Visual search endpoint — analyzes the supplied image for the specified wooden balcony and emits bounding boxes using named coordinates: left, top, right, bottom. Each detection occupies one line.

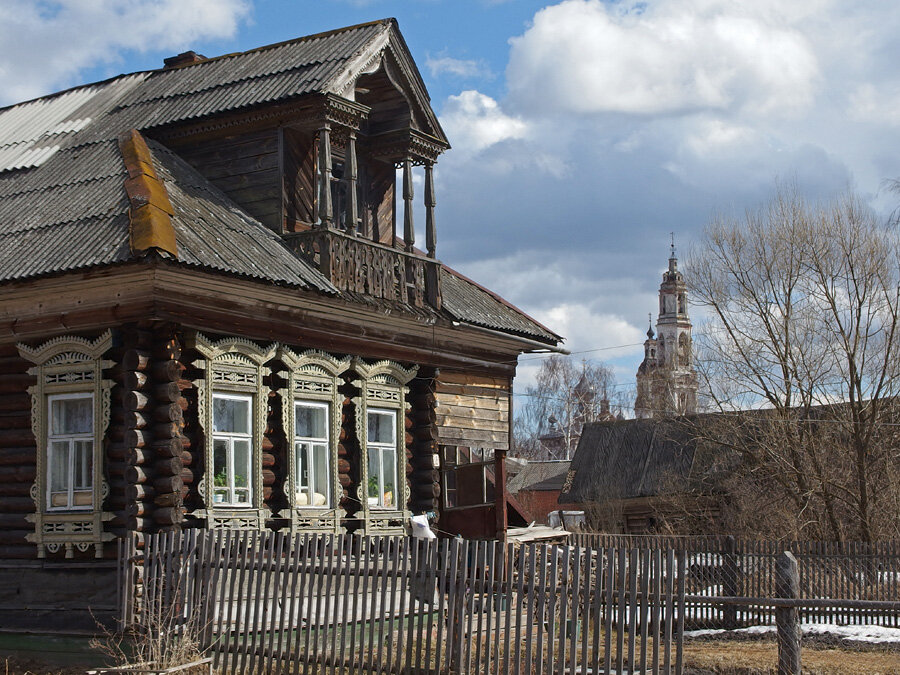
left=285, top=228, right=441, bottom=309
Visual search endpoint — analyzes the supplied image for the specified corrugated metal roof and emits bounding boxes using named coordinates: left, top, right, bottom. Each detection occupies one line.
left=0, top=74, right=147, bottom=173
left=149, top=140, right=336, bottom=292
left=441, top=268, right=560, bottom=343
left=0, top=19, right=557, bottom=347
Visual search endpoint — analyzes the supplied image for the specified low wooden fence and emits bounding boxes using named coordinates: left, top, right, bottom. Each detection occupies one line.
left=120, top=530, right=687, bottom=674
left=572, top=534, right=900, bottom=628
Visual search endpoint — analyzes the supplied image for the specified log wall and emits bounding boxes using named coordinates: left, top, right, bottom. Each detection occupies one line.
left=0, top=343, right=36, bottom=560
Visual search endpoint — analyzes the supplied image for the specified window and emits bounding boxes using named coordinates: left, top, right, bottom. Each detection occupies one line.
left=212, top=394, right=253, bottom=506
left=294, top=401, right=330, bottom=508
left=47, top=394, right=94, bottom=510
left=441, top=445, right=496, bottom=509
left=367, top=409, right=397, bottom=509
left=193, top=333, right=275, bottom=529
left=18, top=331, right=114, bottom=558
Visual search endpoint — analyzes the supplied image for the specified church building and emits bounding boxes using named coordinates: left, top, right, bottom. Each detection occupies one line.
left=634, top=246, right=698, bottom=418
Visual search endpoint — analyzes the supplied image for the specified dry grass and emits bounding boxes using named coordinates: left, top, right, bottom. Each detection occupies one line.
left=683, top=640, right=900, bottom=675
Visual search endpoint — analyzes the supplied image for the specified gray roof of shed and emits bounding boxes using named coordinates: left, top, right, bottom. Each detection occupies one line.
left=507, top=461, right=571, bottom=494
left=558, top=417, right=736, bottom=504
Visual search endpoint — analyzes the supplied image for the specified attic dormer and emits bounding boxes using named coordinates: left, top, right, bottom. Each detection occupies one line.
left=152, top=20, right=449, bottom=309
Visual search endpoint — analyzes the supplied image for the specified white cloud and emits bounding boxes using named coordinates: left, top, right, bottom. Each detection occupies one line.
left=0, top=0, right=251, bottom=104
left=849, top=84, right=900, bottom=127
left=439, top=90, right=529, bottom=155
left=506, top=0, right=819, bottom=117
left=426, top=55, right=490, bottom=79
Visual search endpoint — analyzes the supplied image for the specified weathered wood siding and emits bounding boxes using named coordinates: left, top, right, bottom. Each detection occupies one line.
left=0, top=343, right=36, bottom=560
left=173, top=128, right=282, bottom=231
left=282, top=127, right=316, bottom=231
left=435, top=371, right=510, bottom=451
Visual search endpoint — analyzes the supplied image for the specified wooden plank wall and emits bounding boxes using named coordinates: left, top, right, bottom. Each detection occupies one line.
left=435, top=370, right=510, bottom=452
left=172, top=128, right=282, bottom=231
left=281, top=127, right=316, bottom=231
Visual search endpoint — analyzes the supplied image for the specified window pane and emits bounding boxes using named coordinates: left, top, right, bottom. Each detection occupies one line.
left=51, top=397, right=92, bottom=435
left=233, top=488, right=250, bottom=505
left=312, top=444, right=329, bottom=506
left=296, top=403, right=327, bottom=439
left=213, top=439, right=228, bottom=488
left=368, top=450, right=380, bottom=501
left=233, top=440, right=250, bottom=488
left=49, top=441, right=69, bottom=495
left=368, top=411, right=395, bottom=444
left=213, top=396, right=250, bottom=434
left=382, top=449, right=396, bottom=508
left=73, top=440, right=92, bottom=490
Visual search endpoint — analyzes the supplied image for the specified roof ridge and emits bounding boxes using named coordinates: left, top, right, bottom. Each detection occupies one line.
left=147, top=18, right=395, bottom=74
left=0, top=19, right=395, bottom=113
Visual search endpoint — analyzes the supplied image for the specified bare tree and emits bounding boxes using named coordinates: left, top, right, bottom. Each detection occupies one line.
left=687, top=186, right=900, bottom=542
left=514, top=356, right=616, bottom=460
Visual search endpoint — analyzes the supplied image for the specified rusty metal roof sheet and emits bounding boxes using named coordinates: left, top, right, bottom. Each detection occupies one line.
left=441, top=268, right=561, bottom=343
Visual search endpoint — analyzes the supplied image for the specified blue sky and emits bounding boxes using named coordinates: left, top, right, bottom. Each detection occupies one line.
left=4, top=0, right=900, bottom=407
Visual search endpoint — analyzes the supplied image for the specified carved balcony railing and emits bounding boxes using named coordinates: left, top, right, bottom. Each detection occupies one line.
left=285, top=229, right=442, bottom=310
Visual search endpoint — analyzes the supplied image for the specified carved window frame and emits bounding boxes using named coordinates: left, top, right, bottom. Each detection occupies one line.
left=191, top=333, right=276, bottom=531
left=278, top=347, right=349, bottom=534
left=18, top=332, right=115, bottom=559
left=352, top=357, right=417, bottom=535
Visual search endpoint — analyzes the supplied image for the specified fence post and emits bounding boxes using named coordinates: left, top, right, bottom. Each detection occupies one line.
left=723, top=535, right=739, bottom=629
left=775, top=551, right=801, bottom=675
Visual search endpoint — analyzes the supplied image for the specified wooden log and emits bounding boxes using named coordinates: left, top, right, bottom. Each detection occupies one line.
left=124, top=391, right=150, bottom=412
left=126, top=448, right=150, bottom=466
left=152, top=437, right=186, bottom=457
left=180, top=467, right=194, bottom=485
left=127, top=516, right=151, bottom=532
left=0, top=466, right=35, bottom=482
left=152, top=422, right=182, bottom=440
left=0, top=428, right=36, bottom=446
left=126, top=466, right=148, bottom=485
left=124, top=429, right=149, bottom=449
left=261, top=452, right=275, bottom=468
left=0, top=482, right=32, bottom=497
left=0, top=396, right=29, bottom=413
left=121, top=349, right=150, bottom=373
left=0, top=544, right=36, bottom=559
left=150, top=360, right=184, bottom=381
left=0, top=447, right=36, bottom=466
left=122, top=371, right=149, bottom=391
left=152, top=403, right=183, bottom=423
left=0, top=374, right=35, bottom=394
left=154, top=457, right=182, bottom=477
left=126, top=501, right=148, bottom=518
left=262, top=469, right=275, bottom=486
left=153, top=492, right=181, bottom=508
left=126, top=484, right=156, bottom=502
left=0, top=496, right=37, bottom=513
left=153, top=475, right=183, bottom=495
left=154, top=382, right=181, bottom=403
left=153, top=507, right=184, bottom=526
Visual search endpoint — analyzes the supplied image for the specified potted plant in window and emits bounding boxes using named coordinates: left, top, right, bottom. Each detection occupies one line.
left=213, top=470, right=227, bottom=503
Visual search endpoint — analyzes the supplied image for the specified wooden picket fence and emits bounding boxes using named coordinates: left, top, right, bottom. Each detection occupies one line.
left=572, top=534, right=900, bottom=628
left=119, top=530, right=687, bottom=674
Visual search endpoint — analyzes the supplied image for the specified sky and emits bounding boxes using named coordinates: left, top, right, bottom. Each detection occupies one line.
left=3, top=0, right=900, bottom=405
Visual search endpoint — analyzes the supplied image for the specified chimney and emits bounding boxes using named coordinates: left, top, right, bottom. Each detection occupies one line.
left=163, top=51, right=207, bottom=69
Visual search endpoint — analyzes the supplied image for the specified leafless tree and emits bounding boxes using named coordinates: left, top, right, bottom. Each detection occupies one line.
left=686, top=185, right=900, bottom=542
left=513, top=356, right=616, bottom=460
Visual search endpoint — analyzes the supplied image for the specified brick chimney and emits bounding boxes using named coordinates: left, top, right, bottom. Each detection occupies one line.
left=163, top=51, right=206, bottom=69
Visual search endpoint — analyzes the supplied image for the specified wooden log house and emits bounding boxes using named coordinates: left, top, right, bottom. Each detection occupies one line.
left=0, top=19, right=561, bottom=633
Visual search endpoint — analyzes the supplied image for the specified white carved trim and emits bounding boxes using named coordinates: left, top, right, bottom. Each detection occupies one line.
left=18, top=332, right=114, bottom=559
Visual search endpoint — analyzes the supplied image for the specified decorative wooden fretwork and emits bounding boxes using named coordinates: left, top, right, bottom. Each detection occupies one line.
left=285, top=228, right=440, bottom=308
left=190, top=333, right=276, bottom=531
left=17, top=332, right=115, bottom=558
left=352, top=357, right=417, bottom=535
left=278, top=347, right=350, bottom=534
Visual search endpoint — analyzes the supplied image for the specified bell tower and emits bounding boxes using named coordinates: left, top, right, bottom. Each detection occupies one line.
left=634, top=241, right=698, bottom=418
